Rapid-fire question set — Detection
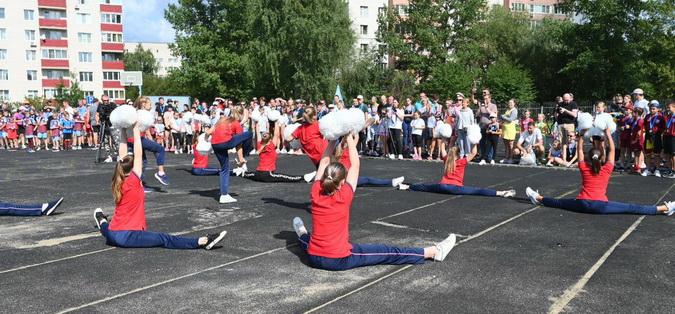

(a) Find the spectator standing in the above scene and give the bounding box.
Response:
[475,89,498,165]
[501,99,518,163]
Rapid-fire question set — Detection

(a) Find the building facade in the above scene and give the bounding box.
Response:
[0,0,125,103]
[124,42,181,77]
[347,0,387,62]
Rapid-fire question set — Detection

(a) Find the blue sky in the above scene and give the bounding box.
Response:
[123,0,177,43]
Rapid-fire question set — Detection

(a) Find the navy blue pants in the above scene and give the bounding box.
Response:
[0,201,43,216]
[541,198,658,215]
[402,121,412,151]
[191,167,221,176]
[357,176,392,187]
[99,222,199,249]
[298,234,425,271]
[128,138,165,167]
[211,131,253,195]
[410,183,497,197]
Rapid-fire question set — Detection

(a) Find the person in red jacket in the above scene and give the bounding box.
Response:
[643,101,666,176]
[93,123,226,250]
[664,102,675,178]
[527,128,674,216]
[235,132,311,183]
[630,107,646,173]
[291,133,457,271]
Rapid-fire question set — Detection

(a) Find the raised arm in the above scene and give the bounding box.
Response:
[577,130,585,161]
[605,128,615,164]
[118,128,128,158]
[466,143,478,161]
[344,132,359,191]
[132,124,143,177]
[315,139,337,181]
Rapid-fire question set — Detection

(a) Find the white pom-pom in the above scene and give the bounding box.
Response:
[267,109,281,122]
[593,113,616,133]
[110,105,137,129]
[250,108,261,122]
[607,119,617,133]
[319,111,341,140]
[196,134,212,154]
[137,110,154,132]
[433,122,443,138]
[193,114,211,125]
[284,123,301,141]
[344,108,366,133]
[584,127,604,140]
[576,112,593,130]
[438,123,453,139]
[467,124,482,144]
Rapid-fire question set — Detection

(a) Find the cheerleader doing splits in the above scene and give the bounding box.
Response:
[93,123,226,250]
[399,142,515,198]
[292,133,457,271]
[205,106,253,204]
[0,197,63,216]
[236,132,313,183]
[334,138,404,187]
[526,128,674,216]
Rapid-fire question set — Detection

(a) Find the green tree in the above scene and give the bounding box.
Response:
[422,62,476,101]
[123,44,159,75]
[55,80,84,106]
[483,59,536,104]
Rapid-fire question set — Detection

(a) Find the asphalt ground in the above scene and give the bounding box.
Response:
[0,149,673,313]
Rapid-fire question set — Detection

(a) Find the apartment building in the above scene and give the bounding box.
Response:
[124,42,181,77]
[0,0,125,103]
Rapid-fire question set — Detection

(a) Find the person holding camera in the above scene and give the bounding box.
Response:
[96,95,118,162]
[556,93,578,145]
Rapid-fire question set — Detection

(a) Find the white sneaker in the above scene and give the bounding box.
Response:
[397,183,410,191]
[281,149,288,154]
[525,187,542,205]
[388,154,395,159]
[665,201,675,216]
[654,170,661,177]
[104,156,113,163]
[502,189,516,198]
[249,149,257,155]
[478,160,486,165]
[641,169,652,177]
[499,159,505,164]
[392,176,405,187]
[490,160,495,165]
[303,171,317,183]
[232,167,243,176]
[219,194,237,204]
[240,163,248,173]
[397,154,403,160]
[434,234,457,262]
[292,217,308,237]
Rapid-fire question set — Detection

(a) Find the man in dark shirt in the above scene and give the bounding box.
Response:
[556,93,578,144]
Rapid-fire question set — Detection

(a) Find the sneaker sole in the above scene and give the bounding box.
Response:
[154,173,169,186]
[93,208,103,229]
[205,231,227,250]
[44,197,64,216]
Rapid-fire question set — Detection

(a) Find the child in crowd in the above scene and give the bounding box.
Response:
[631,107,646,173]
[643,102,665,177]
[61,112,74,150]
[485,113,501,165]
[0,111,7,149]
[410,111,425,160]
[546,139,565,167]
[520,110,534,132]
[618,104,635,170]
[36,114,48,150]
[6,115,18,150]
[73,112,85,150]
[49,114,61,152]
[664,102,675,178]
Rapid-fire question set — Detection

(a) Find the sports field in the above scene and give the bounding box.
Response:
[1,151,673,313]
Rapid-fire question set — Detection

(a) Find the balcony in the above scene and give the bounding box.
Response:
[100,4,122,13]
[39,18,67,29]
[42,79,71,88]
[40,39,68,48]
[103,81,123,88]
[41,59,69,68]
[38,0,66,8]
[102,60,125,70]
[101,24,123,32]
[101,43,124,52]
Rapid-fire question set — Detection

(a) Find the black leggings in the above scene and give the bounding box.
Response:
[172,133,183,149]
[242,170,303,183]
[388,128,402,155]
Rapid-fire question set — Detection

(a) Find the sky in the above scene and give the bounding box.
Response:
[123,0,177,43]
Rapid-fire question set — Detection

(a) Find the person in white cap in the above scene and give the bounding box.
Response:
[632,88,649,112]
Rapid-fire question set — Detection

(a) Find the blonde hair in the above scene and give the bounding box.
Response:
[134,96,152,110]
[321,162,347,195]
[444,146,459,174]
[111,155,134,204]
[302,106,317,124]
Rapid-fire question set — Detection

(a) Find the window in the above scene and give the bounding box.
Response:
[530,4,550,14]
[103,71,120,81]
[360,44,368,53]
[360,25,368,35]
[42,69,68,79]
[26,50,36,61]
[0,8,4,19]
[100,0,123,4]
[0,29,5,40]
[25,30,36,41]
[78,33,92,43]
[44,89,59,99]
[41,9,65,19]
[0,49,5,60]
[27,70,38,81]
[79,72,93,82]
[78,52,93,62]
[24,10,35,20]
[396,5,409,16]
[101,32,123,43]
[83,91,94,97]
[42,30,66,40]
[0,90,9,101]
[27,90,39,98]
[378,7,386,16]
[530,20,543,28]
[76,13,91,24]
[102,52,121,61]
[0,69,8,80]
[101,13,122,24]
[103,89,125,99]
[511,3,526,11]
[42,49,68,59]
[360,6,368,18]
[554,5,564,15]
[78,0,87,4]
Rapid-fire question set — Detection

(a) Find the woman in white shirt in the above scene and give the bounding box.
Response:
[410,111,426,160]
[388,99,405,159]
[456,98,476,157]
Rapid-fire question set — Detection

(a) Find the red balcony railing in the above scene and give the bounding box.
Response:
[102,61,125,70]
[39,18,67,28]
[100,4,122,13]
[101,23,123,32]
[41,59,69,68]
[40,39,68,48]
[103,81,123,88]
[42,79,70,88]
[101,43,124,51]
[38,0,66,8]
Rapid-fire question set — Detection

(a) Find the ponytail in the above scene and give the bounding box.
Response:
[111,155,134,204]
[321,162,347,195]
[589,148,602,175]
[302,106,317,124]
[444,146,459,174]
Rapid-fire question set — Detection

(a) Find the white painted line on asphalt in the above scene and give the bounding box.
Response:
[15,232,100,249]
[548,183,674,314]
[0,248,116,275]
[370,221,431,232]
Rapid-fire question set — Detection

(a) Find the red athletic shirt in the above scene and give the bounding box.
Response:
[257,142,277,172]
[646,113,665,134]
[192,144,209,169]
[440,157,468,186]
[577,161,613,202]
[109,172,147,231]
[666,113,675,137]
[520,117,534,131]
[292,122,327,166]
[211,120,243,144]
[339,149,351,170]
[308,181,354,258]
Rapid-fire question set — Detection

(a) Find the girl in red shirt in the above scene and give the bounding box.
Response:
[93,123,226,250]
[526,128,674,216]
[618,105,634,170]
[291,133,458,271]
[399,142,516,197]
[334,139,405,187]
[664,102,675,178]
[206,106,253,204]
[235,132,309,183]
[288,107,328,167]
[630,107,646,173]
